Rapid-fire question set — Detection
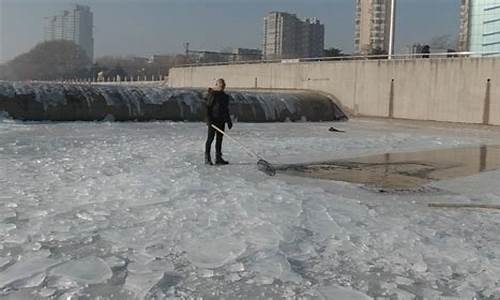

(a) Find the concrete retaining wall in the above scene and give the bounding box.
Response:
[169,57,500,125]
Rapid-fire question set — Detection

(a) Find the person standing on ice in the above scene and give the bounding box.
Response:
[205,78,233,165]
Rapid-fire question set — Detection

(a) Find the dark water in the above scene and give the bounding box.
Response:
[279,145,500,189]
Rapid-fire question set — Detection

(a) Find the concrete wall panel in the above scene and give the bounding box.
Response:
[169,57,500,125]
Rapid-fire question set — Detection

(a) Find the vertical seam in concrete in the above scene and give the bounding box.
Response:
[269,64,273,89]
[483,78,491,125]
[480,145,487,172]
[353,62,359,114]
[389,79,395,118]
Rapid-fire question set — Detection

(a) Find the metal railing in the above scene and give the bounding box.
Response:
[28,77,168,86]
[178,52,477,68]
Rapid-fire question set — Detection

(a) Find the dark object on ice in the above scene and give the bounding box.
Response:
[329,127,345,133]
[206,89,231,127]
[205,153,213,165]
[206,120,227,163]
[205,79,233,163]
[257,159,276,176]
[211,124,276,176]
[215,155,229,165]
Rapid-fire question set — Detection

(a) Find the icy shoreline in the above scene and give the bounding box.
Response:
[1,119,500,298]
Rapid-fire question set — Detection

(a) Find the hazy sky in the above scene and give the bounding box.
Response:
[0,0,461,63]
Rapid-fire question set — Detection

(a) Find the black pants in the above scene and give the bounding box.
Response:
[205,120,225,156]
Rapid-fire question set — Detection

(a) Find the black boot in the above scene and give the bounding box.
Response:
[215,153,229,165]
[205,153,213,165]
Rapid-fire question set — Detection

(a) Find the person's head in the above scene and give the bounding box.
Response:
[215,78,226,91]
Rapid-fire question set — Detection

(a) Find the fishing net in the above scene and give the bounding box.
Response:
[257,159,276,176]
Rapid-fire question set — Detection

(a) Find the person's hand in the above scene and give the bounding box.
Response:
[228,120,233,130]
[206,119,212,127]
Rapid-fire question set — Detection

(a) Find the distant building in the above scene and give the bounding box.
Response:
[301,18,325,58]
[355,0,395,55]
[262,12,325,59]
[190,51,228,64]
[230,48,262,62]
[457,0,471,52]
[45,4,94,61]
[148,55,171,65]
[409,43,425,55]
[460,0,500,56]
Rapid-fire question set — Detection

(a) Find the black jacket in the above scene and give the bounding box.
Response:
[206,90,231,123]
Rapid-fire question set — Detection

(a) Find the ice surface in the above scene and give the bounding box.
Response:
[38,287,56,297]
[50,256,112,285]
[124,271,164,299]
[183,236,247,269]
[1,119,500,298]
[0,223,16,235]
[0,257,10,269]
[104,256,126,269]
[317,285,372,299]
[13,272,46,288]
[0,255,60,289]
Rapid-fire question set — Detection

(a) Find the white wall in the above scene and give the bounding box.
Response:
[169,57,500,125]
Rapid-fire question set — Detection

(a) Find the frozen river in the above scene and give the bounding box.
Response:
[1,118,500,299]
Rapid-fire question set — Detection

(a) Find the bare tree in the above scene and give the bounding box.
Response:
[323,47,345,57]
[4,40,91,81]
[428,34,456,50]
[94,54,188,80]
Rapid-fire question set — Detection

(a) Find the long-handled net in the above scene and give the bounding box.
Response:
[211,125,276,176]
[257,159,276,176]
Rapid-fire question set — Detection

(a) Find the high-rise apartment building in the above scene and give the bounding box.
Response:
[459,0,500,56]
[45,5,94,61]
[355,0,395,55]
[262,12,324,59]
[301,18,325,58]
[458,0,471,52]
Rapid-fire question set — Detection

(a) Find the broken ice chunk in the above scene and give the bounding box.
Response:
[317,285,372,300]
[104,256,126,269]
[0,256,60,289]
[127,262,153,274]
[46,276,78,290]
[228,262,245,273]
[227,273,241,282]
[76,211,93,221]
[199,269,214,278]
[412,260,428,273]
[0,209,16,222]
[50,256,112,285]
[38,287,56,297]
[0,257,11,268]
[13,272,46,288]
[251,255,301,285]
[124,271,164,299]
[4,230,28,244]
[0,223,16,235]
[184,236,246,269]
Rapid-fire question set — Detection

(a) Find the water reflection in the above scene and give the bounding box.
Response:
[279,145,500,189]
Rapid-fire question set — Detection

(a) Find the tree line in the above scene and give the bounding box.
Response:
[0,40,187,81]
